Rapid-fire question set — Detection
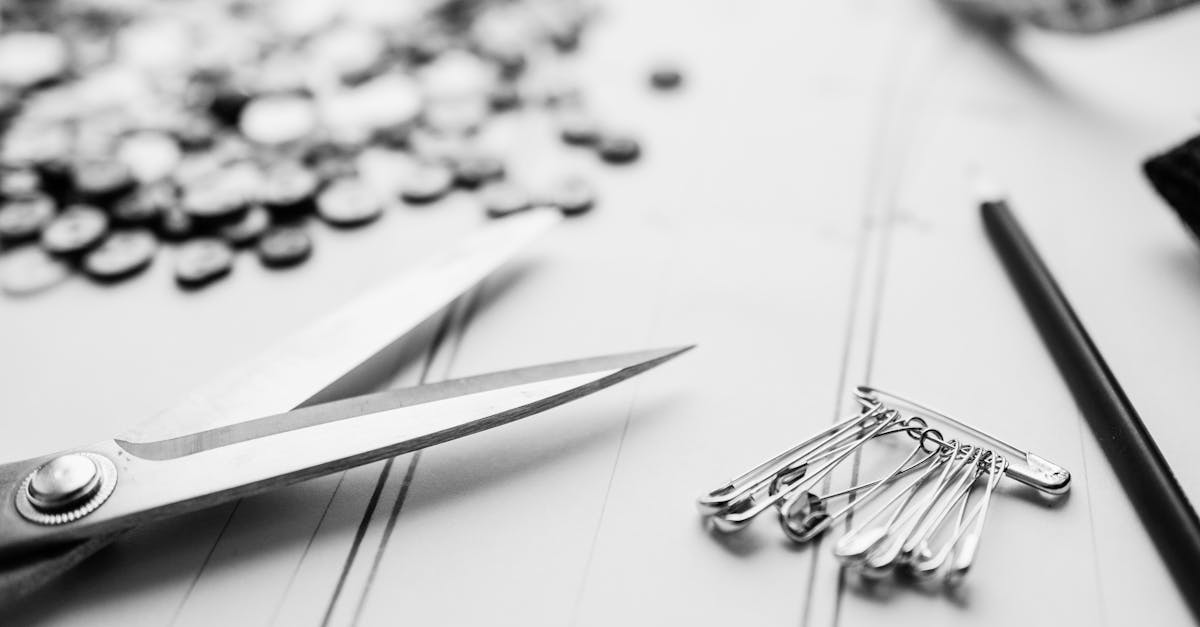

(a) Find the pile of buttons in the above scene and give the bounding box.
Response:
[0,0,682,295]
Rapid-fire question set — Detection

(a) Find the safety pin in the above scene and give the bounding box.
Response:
[902,447,986,560]
[908,452,1001,579]
[780,431,935,543]
[714,411,901,532]
[855,441,971,577]
[696,402,887,522]
[833,436,953,566]
[855,386,1070,495]
[945,455,1008,585]
[698,386,1071,586]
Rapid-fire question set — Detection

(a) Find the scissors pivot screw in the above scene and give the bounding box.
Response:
[16,453,117,526]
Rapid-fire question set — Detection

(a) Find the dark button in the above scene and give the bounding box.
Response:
[481,182,531,218]
[489,83,521,111]
[545,177,595,216]
[305,145,358,184]
[452,154,505,189]
[261,163,318,221]
[173,115,219,152]
[549,23,583,53]
[40,205,109,256]
[209,86,251,127]
[113,182,176,227]
[477,40,527,80]
[316,178,383,227]
[558,111,601,146]
[257,226,312,268]
[182,174,251,227]
[71,159,137,206]
[650,65,684,90]
[82,229,157,282]
[175,238,234,288]
[597,134,641,164]
[406,31,452,64]
[400,165,454,204]
[157,207,195,242]
[219,205,270,247]
[0,193,56,243]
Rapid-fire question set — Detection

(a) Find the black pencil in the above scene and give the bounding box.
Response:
[981,195,1200,621]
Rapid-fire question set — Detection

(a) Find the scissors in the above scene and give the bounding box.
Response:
[0,209,691,601]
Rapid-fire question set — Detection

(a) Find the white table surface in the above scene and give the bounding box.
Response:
[3,1,1200,625]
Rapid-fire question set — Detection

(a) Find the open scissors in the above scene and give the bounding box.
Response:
[0,209,690,601]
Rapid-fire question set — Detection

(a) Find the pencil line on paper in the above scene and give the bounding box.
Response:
[349,450,422,627]
[819,16,950,627]
[320,458,394,627]
[269,470,348,626]
[567,224,678,626]
[343,282,484,620]
[320,305,457,624]
[170,500,240,626]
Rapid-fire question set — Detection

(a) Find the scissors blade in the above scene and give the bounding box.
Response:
[0,346,691,558]
[120,209,561,444]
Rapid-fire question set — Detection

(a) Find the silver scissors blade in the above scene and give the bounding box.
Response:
[0,346,692,559]
[121,209,562,444]
[0,211,560,600]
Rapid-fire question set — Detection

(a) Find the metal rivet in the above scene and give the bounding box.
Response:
[27,453,101,512]
[17,452,118,525]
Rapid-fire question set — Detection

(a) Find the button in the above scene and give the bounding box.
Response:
[0,193,56,243]
[175,238,234,288]
[219,205,270,247]
[261,163,318,221]
[0,33,68,89]
[452,154,505,189]
[558,111,601,146]
[419,50,497,102]
[116,132,182,183]
[316,178,383,227]
[597,134,641,165]
[157,207,195,242]
[71,159,137,206]
[41,205,109,256]
[239,95,317,146]
[0,246,70,296]
[488,83,521,111]
[400,165,454,204]
[481,182,531,218]
[545,176,596,216]
[27,454,101,513]
[208,85,251,127]
[83,230,157,282]
[257,226,313,268]
[423,97,489,136]
[113,181,176,227]
[1,168,42,198]
[650,65,684,91]
[172,115,219,152]
[182,179,250,227]
[351,74,424,137]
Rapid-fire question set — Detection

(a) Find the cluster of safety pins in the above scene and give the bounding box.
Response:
[698,386,1072,588]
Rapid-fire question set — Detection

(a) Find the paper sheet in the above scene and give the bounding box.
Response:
[4,1,1200,625]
